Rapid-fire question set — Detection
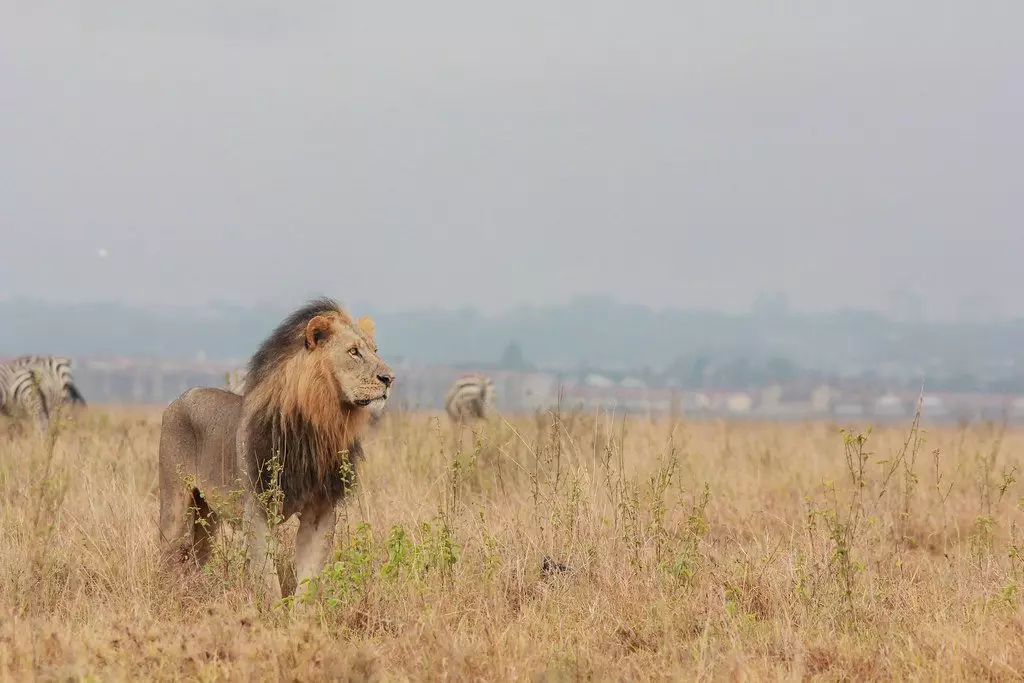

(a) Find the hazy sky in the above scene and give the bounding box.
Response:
[1,2,1021,317]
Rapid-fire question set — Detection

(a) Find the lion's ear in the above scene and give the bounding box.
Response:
[356,317,375,341]
[304,315,334,350]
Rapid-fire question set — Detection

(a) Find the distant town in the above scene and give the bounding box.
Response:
[4,296,1024,423]
[22,356,1024,425]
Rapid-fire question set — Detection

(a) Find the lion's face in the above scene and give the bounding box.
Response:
[306,314,395,413]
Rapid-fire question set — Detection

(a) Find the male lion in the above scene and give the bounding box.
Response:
[158,298,394,601]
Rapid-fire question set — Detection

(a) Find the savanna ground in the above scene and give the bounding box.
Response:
[2,402,1024,682]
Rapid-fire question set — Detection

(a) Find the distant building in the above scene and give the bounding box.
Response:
[726,392,753,414]
[874,392,905,417]
[833,390,874,418]
[757,383,825,417]
[500,371,557,412]
[810,384,840,414]
[920,394,947,419]
[17,355,1024,424]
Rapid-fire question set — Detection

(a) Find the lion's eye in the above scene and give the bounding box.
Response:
[348,347,361,358]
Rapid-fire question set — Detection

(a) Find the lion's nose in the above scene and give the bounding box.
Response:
[378,373,393,388]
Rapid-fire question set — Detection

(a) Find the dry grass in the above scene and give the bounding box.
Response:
[2,403,1024,681]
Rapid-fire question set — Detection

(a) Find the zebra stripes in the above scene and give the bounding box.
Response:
[444,374,494,425]
[0,361,68,432]
[9,355,86,406]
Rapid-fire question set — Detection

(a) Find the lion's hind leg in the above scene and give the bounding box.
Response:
[158,486,192,567]
[189,487,220,568]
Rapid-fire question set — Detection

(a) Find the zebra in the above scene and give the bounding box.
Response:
[9,355,86,406]
[0,361,68,433]
[444,374,494,426]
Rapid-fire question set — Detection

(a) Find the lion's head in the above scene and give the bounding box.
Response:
[300,307,392,411]
[242,298,395,480]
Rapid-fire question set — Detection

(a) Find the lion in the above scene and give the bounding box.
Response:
[157,298,394,601]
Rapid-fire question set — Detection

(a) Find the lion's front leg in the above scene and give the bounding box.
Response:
[294,501,337,597]
[241,494,283,603]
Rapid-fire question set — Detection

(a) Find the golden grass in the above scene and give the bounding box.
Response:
[2,405,1024,681]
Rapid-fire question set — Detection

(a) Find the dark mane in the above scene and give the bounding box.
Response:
[239,296,367,516]
[244,297,346,393]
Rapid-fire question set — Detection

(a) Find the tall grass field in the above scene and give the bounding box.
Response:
[1,404,1023,681]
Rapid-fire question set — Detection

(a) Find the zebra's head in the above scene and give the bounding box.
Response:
[66,382,87,406]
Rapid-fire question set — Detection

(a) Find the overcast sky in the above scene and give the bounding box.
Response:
[1,2,1020,318]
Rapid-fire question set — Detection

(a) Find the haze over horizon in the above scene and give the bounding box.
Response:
[2,2,1020,319]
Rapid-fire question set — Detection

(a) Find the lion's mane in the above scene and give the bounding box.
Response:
[240,298,372,512]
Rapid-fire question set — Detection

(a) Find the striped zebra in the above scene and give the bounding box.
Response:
[444,374,494,426]
[10,355,86,406]
[0,361,68,433]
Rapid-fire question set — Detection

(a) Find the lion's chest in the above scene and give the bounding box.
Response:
[244,426,363,518]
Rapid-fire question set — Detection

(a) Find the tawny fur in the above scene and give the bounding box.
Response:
[158,298,394,597]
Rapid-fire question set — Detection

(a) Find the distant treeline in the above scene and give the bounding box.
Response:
[2,297,1024,389]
